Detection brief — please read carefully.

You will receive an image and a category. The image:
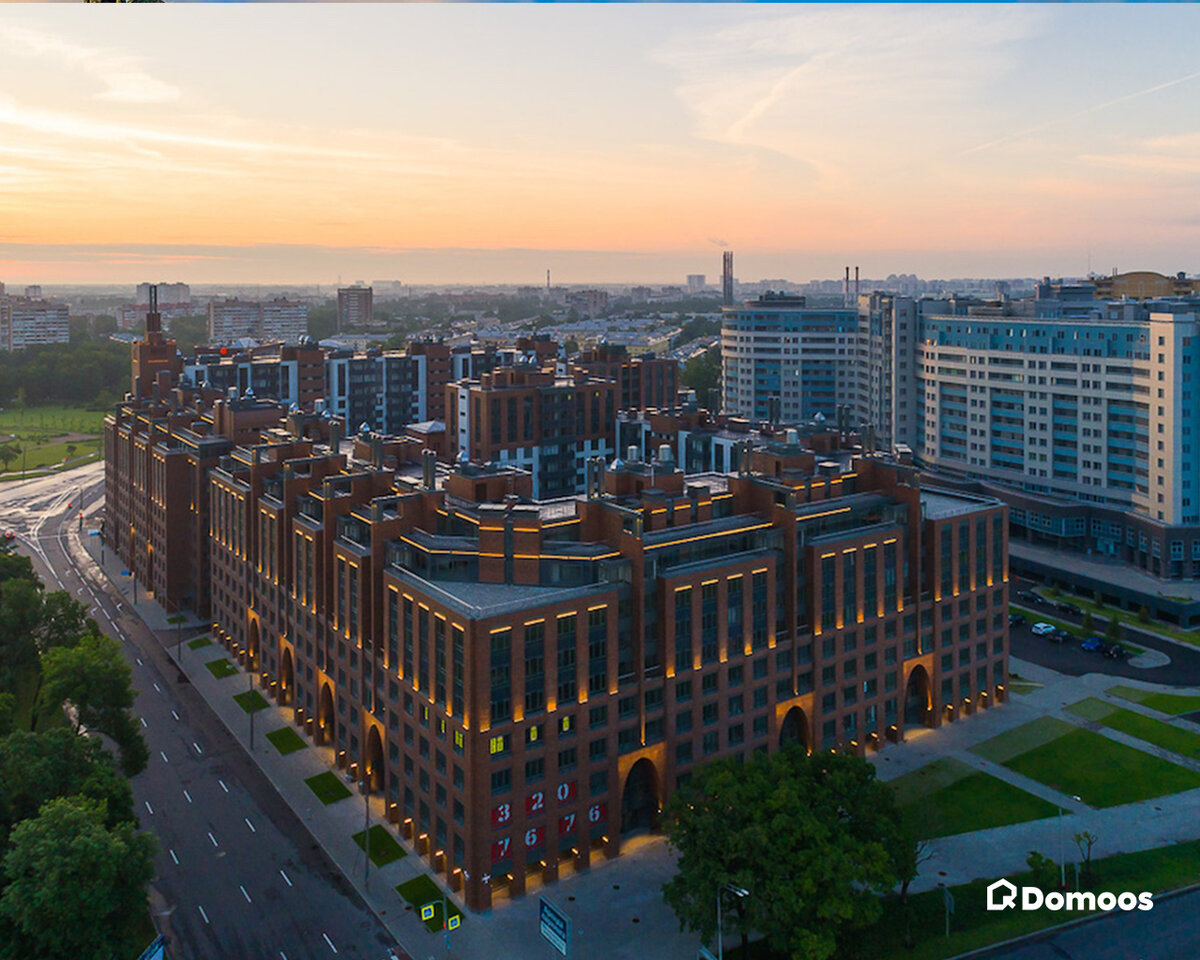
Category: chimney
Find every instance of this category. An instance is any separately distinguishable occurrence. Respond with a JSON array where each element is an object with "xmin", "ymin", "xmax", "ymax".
[{"xmin": 422, "ymin": 449, "xmax": 436, "ymax": 490}]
